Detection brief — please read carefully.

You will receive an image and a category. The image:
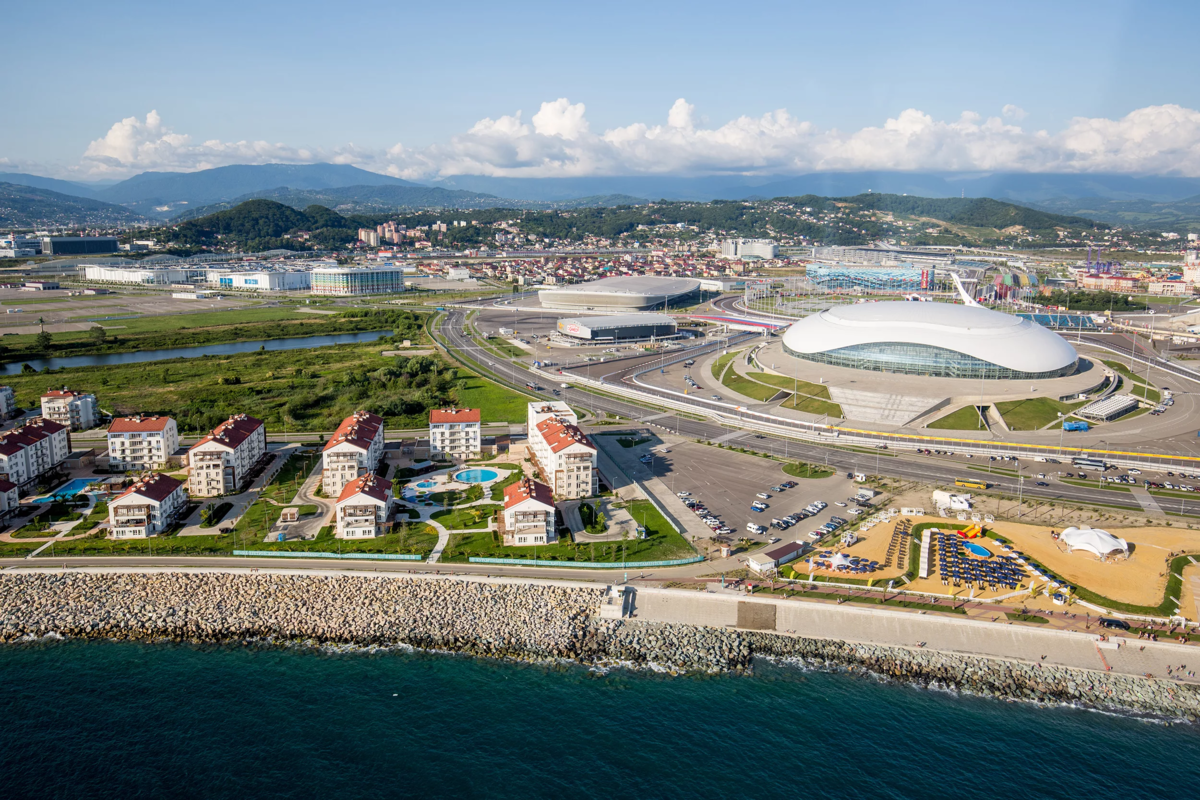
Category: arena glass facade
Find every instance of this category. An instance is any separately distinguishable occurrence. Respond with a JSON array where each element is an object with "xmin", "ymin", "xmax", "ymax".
[{"xmin": 782, "ymin": 340, "xmax": 1079, "ymax": 380}]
